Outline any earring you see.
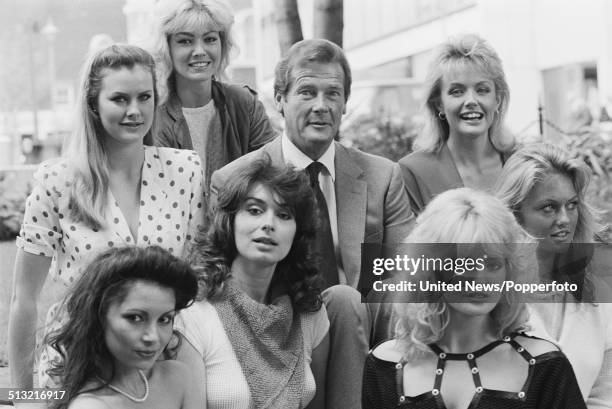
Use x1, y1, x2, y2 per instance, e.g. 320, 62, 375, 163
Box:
438, 111, 446, 121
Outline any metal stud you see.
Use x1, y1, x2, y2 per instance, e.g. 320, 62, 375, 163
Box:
503, 336, 511, 342
476, 386, 483, 393
467, 353, 474, 360
439, 352, 447, 359
518, 391, 525, 398
432, 389, 439, 396
471, 367, 479, 374
529, 358, 536, 365
399, 396, 406, 403
435, 368, 443, 375
517, 347, 524, 352
396, 363, 403, 369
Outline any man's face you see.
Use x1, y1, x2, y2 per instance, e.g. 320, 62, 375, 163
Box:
276, 61, 346, 160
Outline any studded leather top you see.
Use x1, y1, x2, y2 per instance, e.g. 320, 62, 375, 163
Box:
363, 333, 586, 409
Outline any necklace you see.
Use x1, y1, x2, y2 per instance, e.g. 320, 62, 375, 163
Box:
97, 370, 149, 403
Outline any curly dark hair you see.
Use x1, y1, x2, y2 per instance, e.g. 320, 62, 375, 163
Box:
45, 246, 198, 409
192, 155, 323, 312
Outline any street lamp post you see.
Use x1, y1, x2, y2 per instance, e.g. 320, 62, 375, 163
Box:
27, 21, 40, 142
41, 18, 58, 115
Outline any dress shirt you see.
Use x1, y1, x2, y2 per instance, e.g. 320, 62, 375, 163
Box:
281, 133, 346, 284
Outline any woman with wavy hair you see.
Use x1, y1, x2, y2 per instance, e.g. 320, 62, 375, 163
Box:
8, 44, 204, 392
363, 188, 585, 409
177, 157, 328, 409
45, 246, 199, 409
495, 143, 612, 408
398, 33, 515, 214
150, 0, 276, 195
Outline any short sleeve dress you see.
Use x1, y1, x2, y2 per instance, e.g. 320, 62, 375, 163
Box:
17, 145, 205, 385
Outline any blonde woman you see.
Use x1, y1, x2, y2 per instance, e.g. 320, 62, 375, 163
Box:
398, 34, 515, 213
495, 143, 612, 408
8, 44, 204, 392
150, 0, 276, 193
363, 188, 585, 409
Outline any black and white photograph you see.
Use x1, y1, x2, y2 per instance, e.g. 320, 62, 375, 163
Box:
1, 0, 611, 408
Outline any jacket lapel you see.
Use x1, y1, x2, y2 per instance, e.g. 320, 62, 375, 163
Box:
334, 143, 367, 286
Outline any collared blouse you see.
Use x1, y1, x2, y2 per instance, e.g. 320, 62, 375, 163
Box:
17, 145, 205, 286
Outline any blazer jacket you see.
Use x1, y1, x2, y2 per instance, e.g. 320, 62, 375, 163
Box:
210, 137, 414, 287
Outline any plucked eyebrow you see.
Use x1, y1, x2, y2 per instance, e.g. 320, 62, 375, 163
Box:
244, 196, 292, 213
535, 194, 579, 205
447, 80, 493, 87
123, 308, 176, 316
174, 31, 218, 37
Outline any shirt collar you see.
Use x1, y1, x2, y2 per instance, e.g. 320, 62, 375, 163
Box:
281, 132, 335, 180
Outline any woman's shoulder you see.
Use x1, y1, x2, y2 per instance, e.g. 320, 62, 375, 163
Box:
398, 148, 442, 169
514, 333, 560, 357
145, 146, 202, 172
371, 339, 403, 363
32, 157, 72, 186
68, 393, 112, 409
215, 81, 259, 101
155, 359, 191, 381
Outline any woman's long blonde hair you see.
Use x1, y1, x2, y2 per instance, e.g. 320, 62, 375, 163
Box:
415, 33, 514, 154
149, 0, 236, 105
395, 188, 533, 360
62, 44, 158, 230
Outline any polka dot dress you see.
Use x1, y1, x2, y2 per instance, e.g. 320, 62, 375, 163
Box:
17, 146, 205, 285
16, 146, 205, 386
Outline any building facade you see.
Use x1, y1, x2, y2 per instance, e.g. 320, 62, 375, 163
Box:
249, 0, 612, 139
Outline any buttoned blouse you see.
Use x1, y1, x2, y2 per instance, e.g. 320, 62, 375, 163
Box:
17, 146, 205, 286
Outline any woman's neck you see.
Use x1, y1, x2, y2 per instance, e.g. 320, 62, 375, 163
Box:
175, 76, 213, 108
230, 258, 276, 303
100, 362, 149, 393
105, 139, 145, 180
439, 311, 497, 353
536, 249, 556, 281
105, 141, 145, 182
447, 132, 496, 167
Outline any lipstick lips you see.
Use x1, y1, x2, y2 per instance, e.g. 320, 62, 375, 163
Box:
459, 111, 484, 120
189, 61, 211, 68
135, 349, 157, 359
253, 237, 278, 246
550, 229, 571, 241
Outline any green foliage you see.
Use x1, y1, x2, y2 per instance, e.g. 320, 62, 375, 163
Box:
340, 113, 418, 161
0, 172, 30, 241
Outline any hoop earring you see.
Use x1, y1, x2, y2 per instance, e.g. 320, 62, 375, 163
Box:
438, 111, 446, 121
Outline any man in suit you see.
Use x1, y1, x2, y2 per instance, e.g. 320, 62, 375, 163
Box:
211, 38, 414, 408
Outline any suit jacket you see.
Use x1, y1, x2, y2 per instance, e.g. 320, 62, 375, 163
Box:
399, 143, 513, 214
210, 137, 414, 287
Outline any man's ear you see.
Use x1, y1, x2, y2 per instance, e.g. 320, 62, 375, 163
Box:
274, 92, 284, 116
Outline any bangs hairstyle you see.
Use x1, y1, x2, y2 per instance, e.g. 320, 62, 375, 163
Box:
274, 38, 352, 104
415, 33, 514, 153
191, 155, 322, 312
45, 246, 197, 409
151, 0, 236, 104
395, 188, 533, 360
63, 44, 157, 230
494, 143, 601, 244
